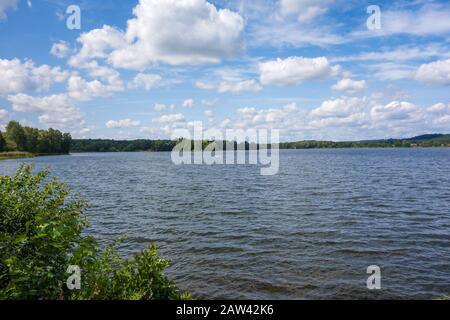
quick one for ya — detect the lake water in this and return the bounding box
[1,149,449,299]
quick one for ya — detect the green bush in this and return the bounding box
[0,164,190,300]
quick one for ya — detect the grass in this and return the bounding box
[0,151,35,160]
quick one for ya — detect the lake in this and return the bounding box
[1,149,449,299]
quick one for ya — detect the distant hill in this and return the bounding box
[280,134,450,149]
[407,134,450,142]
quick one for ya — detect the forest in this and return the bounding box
[0,121,71,155]
[70,139,176,152]
[72,135,450,152]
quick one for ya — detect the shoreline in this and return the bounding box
[0,152,69,161]
[0,152,34,160]
[2,147,449,160]
[70,145,450,153]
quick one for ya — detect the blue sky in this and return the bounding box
[0,0,449,141]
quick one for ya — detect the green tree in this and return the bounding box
[5,121,27,151]
[0,131,6,152]
[61,133,72,154]
[0,165,190,300]
[23,127,39,154]
[46,128,62,153]
[37,130,51,154]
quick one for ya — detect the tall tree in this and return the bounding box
[37,130,51,154]
[5,121,27,151]
[61,133,72,154]
[23,127,39,154]
[0,131,6,152]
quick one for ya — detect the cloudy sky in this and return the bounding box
[0,0,449,141]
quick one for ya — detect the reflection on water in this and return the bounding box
[1,148,449,299]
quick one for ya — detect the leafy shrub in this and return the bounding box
[0,164,190,300]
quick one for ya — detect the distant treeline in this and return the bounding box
[281,140,412,149]
[2,122,449,155]
[71,139,176,152]
[71,139,265,152]
[71,134,450,153]
[280,134,450,149]
[0,121,71,154]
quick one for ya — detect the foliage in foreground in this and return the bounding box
[0,164,190,300]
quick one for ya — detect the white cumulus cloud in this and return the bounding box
[7,93,84,130]
[428,102,450,114]
[68,25,126,68]
[259,56,340,86]
[415,59,450,86]
[370,101,420,122]
[332,78,367,93]
[70,0,244,69]
[154,113,185,123]
[128,73,162,90]
[67,74,124,101]
[0,58,69,96]
[106,119,141,129]
[311,96,369,119]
